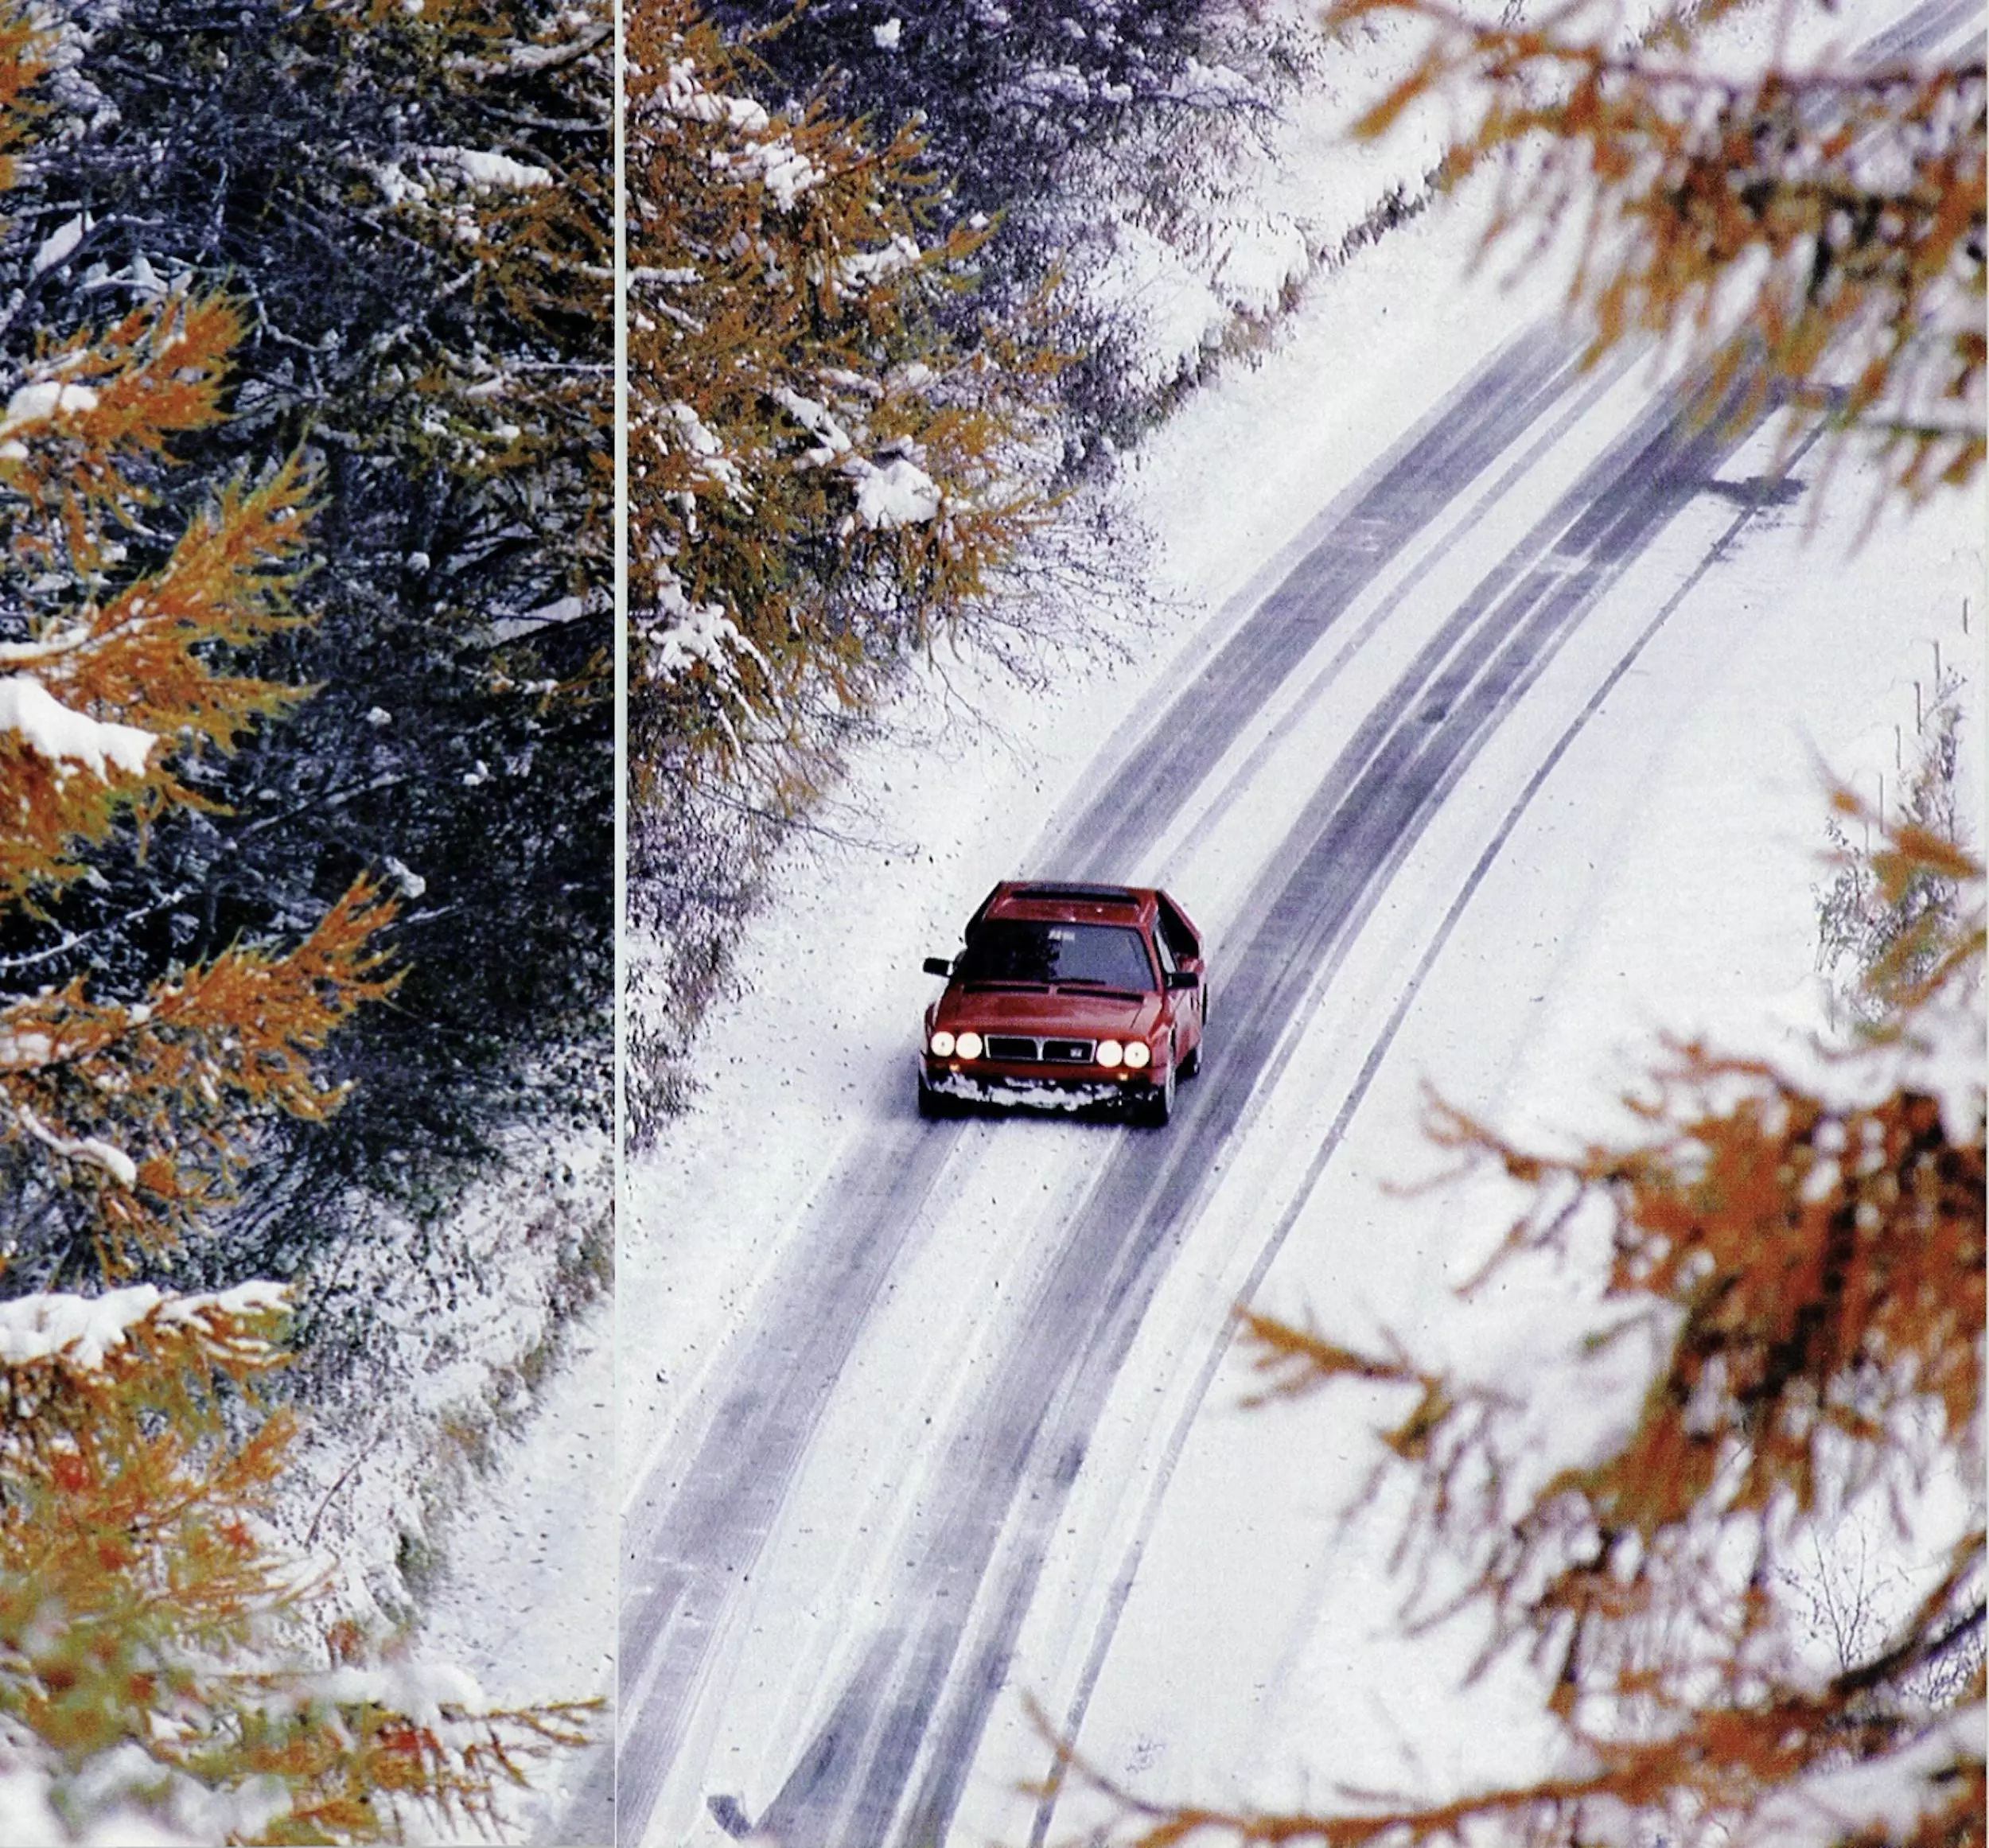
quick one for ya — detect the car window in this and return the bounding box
[956,920,1156,990]
[1153,927,1177,978]
[1157,895,1199,961]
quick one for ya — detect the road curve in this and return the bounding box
[605,318,1605,1846]
[753,368,1768,1848]
[607,7,1972,1823]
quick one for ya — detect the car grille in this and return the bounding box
[983,1034,1096,1064]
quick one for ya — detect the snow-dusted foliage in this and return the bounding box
[1103,817,1985,1847]
[0,280,399,1286]
[0,15,596,1833]
[0,1268,592,1844]
[1315,0,1987,500]
[625,1,1068,1142]
[627,2,1056,748]
[707,0,1320,436]
[2,0,613,1275]
[0,12,605,1838]
[1818,663,1971,1030]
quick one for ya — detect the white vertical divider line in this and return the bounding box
[610,0,628,1810]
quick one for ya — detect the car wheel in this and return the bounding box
[1135,1055,1175,1128]
[1180,1034,1202,1080]
[917,1075,956,1120]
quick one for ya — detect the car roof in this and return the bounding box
[982,881,1156,925]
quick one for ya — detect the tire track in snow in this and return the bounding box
[609,325,1597,1846]
[1024,410,1836,1847]
[756,375,1767,1847]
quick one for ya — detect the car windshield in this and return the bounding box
[955,919,1154,991]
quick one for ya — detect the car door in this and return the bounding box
[1154,892,1205,1051]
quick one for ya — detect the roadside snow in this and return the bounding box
[265,1124,612,1845]
[413,1299,614,1838]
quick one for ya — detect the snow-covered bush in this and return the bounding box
[1818,666,1971,1030]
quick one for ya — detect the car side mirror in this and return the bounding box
[1165,970,1198,990]
[924,956,953,978]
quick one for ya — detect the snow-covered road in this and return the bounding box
[615,357,1843,1848]
[731,356,1796,1848]
[600,6,1984,1842]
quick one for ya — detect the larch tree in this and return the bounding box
[626,0,1059,776]
[0,13,589,1837]
[1080,813,1982,1847]
[625,0,1063,1140]
[1318,0,1985,499]
[2,0,615,1287]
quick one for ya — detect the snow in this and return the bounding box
[1750,1705,1985,1846]
[383,855,426,900]
[1004,411,1983,1840]
[387,0,1987,1838]
[437,148,555,192]
[835,233,922,294]
[29,212,86,278]
[0,675,154,780]
[0,380,100,434]
[638,566,761,684]
[655,57,769,134]
[714,137,823,212]
[769,386,852,461]
[1210,214,1310,316]
[15,1104,138,1187]
[0,1283,169,1368]
[851,455,940,529]
[663,402,748,500]
[0,1279,286,1371]
[412,1301,614,1834]
[284,1122,613,1843]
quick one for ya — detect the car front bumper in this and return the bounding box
[921,1060,1162,1112]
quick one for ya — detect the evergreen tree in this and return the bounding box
[2,0,614,1280]
[1319,0,1985,497]
[0,17,591,1834]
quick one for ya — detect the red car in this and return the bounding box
[918,881,1209,1126]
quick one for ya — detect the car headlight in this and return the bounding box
[1096,1039,1123,1067]
[955,1030,983,1060]
[928,1029,956,1057]
[1123,1040,1151,1069]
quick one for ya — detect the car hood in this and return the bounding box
[932,986,1161,1039]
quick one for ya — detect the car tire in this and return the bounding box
[1135,1056,1175,1128]
[917,1075,956,1120]
[1180,1034,1201,1080]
